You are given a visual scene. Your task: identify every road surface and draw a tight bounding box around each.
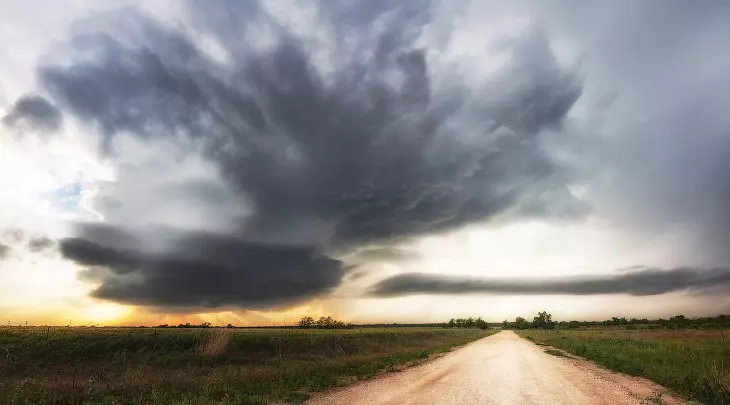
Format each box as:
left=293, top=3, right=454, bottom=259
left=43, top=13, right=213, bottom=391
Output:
left=306, top=330, right=687, bottom=405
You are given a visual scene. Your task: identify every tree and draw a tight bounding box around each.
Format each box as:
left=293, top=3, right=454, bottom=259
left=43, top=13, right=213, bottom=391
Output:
left=532, top=311, right=553, bottom=329
left=514, top=317, right=529, bottom=330
left=298, top=316, right=315, bottom=328
left=315, top=316, right=336, bottom=328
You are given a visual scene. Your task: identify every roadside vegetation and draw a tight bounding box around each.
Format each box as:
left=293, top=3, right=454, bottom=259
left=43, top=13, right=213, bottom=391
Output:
left=509, top=311, right=730, bottom=404
left=0, top=325, right=493, bottom=404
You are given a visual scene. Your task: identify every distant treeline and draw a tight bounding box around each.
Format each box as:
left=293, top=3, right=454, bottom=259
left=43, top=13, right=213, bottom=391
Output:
left=150, top=320, right=473, bottom=329
left=156, top=322, right=224, bottom=328
left=150, top=313, right=730, bottom=330
left=503, top=313, right=730, bottom=330
left=297, top=316, right=354, bottom=329
left=444, top=317, right=490, bottom=330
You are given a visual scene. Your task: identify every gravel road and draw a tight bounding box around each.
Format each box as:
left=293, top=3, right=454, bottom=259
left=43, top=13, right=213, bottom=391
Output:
left=306, top=330, right=688, bottom=405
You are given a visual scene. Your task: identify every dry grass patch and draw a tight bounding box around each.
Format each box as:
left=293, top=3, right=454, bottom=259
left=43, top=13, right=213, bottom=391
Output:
left=200, top=330, right=232, bottom=357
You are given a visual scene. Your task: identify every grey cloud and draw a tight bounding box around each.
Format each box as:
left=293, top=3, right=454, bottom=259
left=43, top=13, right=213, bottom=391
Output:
left=349, top=247, right=420, bottom=263
left=1, top=230, right=54, bottom=256
left=40, top=4, right=581, bottom=246
left=370, top=266, right=730, bottom=297
left=60, top=226, right=347, bottom=309
left=28, top=236, right=54, bottom=252
left=2, top=94, right=62, bottom=132
left=485, top=26, right=582, bottom=136
left=39, top=1, right=583, bottom=308
left=529, top=1, right=730, bottom=264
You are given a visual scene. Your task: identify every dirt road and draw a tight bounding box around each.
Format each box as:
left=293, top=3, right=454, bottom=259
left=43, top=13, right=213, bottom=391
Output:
left=307, top=330, right=687, bottom=405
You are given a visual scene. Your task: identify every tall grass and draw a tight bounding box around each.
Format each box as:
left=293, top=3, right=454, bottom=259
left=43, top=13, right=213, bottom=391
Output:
left=0, top=326, right=492, bottom=404
left=519, top=329, right=730, bottom=404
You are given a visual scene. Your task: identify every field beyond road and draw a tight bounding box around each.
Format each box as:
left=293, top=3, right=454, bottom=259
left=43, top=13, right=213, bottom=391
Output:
left=519, top=329, right=730, bottom=404
left=0, top=326, right=492, bottom=404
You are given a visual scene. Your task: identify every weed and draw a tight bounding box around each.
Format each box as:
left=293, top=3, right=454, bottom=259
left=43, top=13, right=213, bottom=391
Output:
left=199, top=330, right=231, bottom=357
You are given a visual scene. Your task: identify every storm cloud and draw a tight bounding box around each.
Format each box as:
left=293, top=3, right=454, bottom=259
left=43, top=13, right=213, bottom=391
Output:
left=349, top=247, right=421, bottom=263
left=60, top=229, right=346, bottom=309
left=39, top=1, right=584, bottom=308
left=370, top=267, right=730, bottom=297
left=2, top=94, right=62, bottom=132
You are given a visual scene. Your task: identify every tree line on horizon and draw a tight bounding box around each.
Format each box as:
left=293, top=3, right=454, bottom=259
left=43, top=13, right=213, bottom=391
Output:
left=444, top=317, right=490, bottom=329
left=297, top=316, right=355, bottom=329
left=502, top=313, right=730, bottom=330
left=142, top=313, right=730, bottom=330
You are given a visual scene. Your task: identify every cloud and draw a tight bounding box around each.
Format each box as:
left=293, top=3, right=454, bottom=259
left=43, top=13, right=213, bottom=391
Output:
left=39, top=3, right=582, bottom=244
left=2, top=94, right=62, bottom=132
left=1, top=229, right=55, bottom=256
left=530, top=1, right=730, bottom=264
left=348, top=247, right=420, bottom=263
left=60, top=226, right=347, bottom=309
left=27, top=1, right=586, bottom=308
left=370, top=267, right=730, bottom=297
left=2, top=229, right=24, bottom=242
left=27, top=236, right=54, bottom=252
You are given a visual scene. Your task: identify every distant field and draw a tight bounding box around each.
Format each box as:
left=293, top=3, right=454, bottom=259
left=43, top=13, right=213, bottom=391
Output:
left=518, top=329, right=730, bottom=404
left=0, top=326, right=493, bottom=404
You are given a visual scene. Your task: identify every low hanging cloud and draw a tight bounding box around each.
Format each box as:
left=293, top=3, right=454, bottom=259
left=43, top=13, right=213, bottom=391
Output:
left=370, top=267, right=730, bottom=297
left=2, top=94, right=62, bottom=132
left=60, top=230, right=345, bottom=309
left=348, top=247, right=421, bottom=263
left=0, top=243, right=9, bottom=260
left=26, top=1, right=584, bottom=309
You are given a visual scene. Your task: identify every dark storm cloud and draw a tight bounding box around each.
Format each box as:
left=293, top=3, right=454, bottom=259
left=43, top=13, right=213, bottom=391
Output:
left=370, top=266, right=730, bottom=297
left=40, top=4, right=582, bottom=244
left=60, top=228, right=347, bottom=308
left=39, top=1, right=583, bottom=308
left=27, top=236, right=54, bottom=252
left=2, top=94, right=62, bottom=132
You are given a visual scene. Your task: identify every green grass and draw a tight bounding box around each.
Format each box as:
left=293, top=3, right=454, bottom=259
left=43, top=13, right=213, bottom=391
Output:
left=0, top=326, right=493, bottom=404
left=519, top=329, right=730, bottom=404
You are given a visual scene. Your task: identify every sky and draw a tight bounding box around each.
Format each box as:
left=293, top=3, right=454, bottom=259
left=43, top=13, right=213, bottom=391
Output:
left=1, top=0, right=730, bottom=326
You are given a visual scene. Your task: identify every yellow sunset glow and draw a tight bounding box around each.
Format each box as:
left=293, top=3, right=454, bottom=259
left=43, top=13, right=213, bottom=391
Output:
left=83, top=302, right=133, bottom=324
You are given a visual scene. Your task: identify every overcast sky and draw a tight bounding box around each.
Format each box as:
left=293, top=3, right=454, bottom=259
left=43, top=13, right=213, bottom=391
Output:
left=1, top=0, right=729, bottom=326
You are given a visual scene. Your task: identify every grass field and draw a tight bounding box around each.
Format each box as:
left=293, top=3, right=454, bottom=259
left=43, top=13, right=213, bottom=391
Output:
left=518, top=329, right=730, bottom=404
left=0, top=326, right=493, bottom=404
